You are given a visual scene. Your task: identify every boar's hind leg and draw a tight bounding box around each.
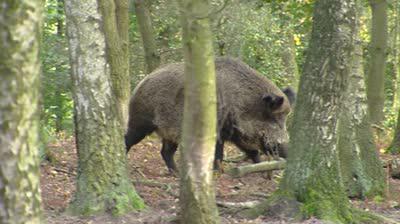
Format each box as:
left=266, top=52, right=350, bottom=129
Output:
left=160, top=139, right=178, bottom=173
left=214, top=139, right=224, bottom=171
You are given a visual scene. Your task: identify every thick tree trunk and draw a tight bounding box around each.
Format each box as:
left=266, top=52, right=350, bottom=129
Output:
left=243, top=0, right=384, bottom=223
left=177, top=0, right=219, bottom=223
left=64, top=0, right=144, bottom=215
left=98, top=0, right=131, bottom=127
left=337, top=8, right=386, bottom=198
left=388, top=108, right=400, bottom=154
left=366, top=0, right=388, bottom=124
left=134, top=0, right=160, bottom=73
left=0, top=1, right=43, bottom=223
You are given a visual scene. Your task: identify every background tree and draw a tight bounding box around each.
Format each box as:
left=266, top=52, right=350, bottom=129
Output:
left=64, top=0, right=144, bottom=215
left=366, top=0, right=388, bottom=125
left=337, top=2, right=386, bottom=198
left=388, top=109, right=400, bottom=154
left=134, top=0, right=160, bottom=73
left=0, top=0, right=43, bottom=223
left=98, top=0, right=131, bottom=126
left=176, top=0, right=219, bottom=223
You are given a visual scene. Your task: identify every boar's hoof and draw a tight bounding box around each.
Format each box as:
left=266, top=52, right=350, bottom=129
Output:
left=213, top=159, right=224, bottom=173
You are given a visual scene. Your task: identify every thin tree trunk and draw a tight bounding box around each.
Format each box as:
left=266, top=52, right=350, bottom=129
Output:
left=134, top=0, right=160, bottom=73
left=393, top=0, right=400, bottom=111
left=337, top=4, right=386, bottom=197
left=98, top=0, right=131, bottom=127
left=177, top=0, right=219, bottom=223
left=366, top=0, right=388, bottom=124
left=388, top=108, right=400, bottom=154
left=64, top=0, right=144, bottom=215
left=281, top=30, right=300, bottom=90
left=0, top=1, right=43, bottom=223
left=55, top=0, right=65, bottom=133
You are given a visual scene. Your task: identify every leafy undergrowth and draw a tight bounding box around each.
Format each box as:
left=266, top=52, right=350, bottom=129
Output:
left=42, top=136, right=400, bottom=224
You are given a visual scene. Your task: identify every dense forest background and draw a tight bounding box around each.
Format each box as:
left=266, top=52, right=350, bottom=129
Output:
left=3, top=0, right=400, bottom=223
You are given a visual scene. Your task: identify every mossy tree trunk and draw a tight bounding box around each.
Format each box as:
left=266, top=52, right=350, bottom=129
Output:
left=388, top=109, right=400, bottom=154
left=134, top=0, right=160, bottom=73
left=98, top=0, right=131, bottom=127
left=0, top=1, right=43, bottom=223
left=337, top=3, right=386, bottom=198
left=176, top=0, right=219, bottom=223
left=246, top=0, right=365, bottom=223
left=64, top=0, right=145, bottom=216
left=366, top=0, right=388, bottom=125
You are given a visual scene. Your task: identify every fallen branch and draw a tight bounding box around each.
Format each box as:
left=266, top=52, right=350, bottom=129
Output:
left=217, top=200, right=260, bottom=209
left=227, top=160, right=286, bottom=178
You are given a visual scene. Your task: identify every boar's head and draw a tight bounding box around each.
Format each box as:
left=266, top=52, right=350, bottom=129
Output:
left=231, top=87, right=295, bottom=159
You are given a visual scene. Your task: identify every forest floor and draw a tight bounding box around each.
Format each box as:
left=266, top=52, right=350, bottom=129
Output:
left=42, top=135, right=400, bottom=224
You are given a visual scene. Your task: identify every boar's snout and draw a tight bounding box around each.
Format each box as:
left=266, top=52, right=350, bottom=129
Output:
left=263, top=141, right=288, bottom=158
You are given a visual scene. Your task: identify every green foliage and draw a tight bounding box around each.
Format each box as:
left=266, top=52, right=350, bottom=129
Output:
left=41, top=0, right=73, bottom=137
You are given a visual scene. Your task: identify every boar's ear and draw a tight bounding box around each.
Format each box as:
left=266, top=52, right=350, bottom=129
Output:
left=262, top=93, right=284, bottom=112
left=282, top=87, right=296, bottom=106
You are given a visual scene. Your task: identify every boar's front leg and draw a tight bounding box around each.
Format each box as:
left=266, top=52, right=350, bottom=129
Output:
left=241, top=148, right=261, bottom=163
left=214, top=139, right=224, bottom=172
left=160, top=139, right=178, bottom=173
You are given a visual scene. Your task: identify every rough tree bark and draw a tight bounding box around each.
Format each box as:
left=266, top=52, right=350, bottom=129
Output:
left=176, top=0, right=220, bottom=223
left=366, top=0, right=388, bottom=125
left=98, top=0, right=131, bottom=126
left=0, top=1, right=43, bottom=223
left=243, top=0, right=384, bottom=223
left=337, top=3, right=386, bottom=198
left=134, top=0, right=160, bottom=73
left=64, top=0, right=144, bottom=215
left=388, top=109, right=400, bottom=154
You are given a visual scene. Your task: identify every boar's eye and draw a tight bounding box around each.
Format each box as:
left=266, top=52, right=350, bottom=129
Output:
left=262, top=93, right=284, bottom=112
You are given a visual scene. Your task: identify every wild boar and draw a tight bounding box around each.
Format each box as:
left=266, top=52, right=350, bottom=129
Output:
left=125, top=57, right=295, bottom=172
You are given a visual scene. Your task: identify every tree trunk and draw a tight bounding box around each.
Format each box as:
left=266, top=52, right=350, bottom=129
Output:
left=393, top=0, right=400, bottom=111
left=64, top=0, right=145, bottom=215
left=55, top=0, right=65, bottom=133
left=243, top=0, right=383, bottom=222
left=337, top=4, right=386, bottom=198
left=281, top=29, right=300, bottom=90
left=0, top=1, right=43, bottom=223
left=134, top=0, right=160, bottom=73
left=274, top=3, right=300, bottom=90
left=98, top=0, right=131, bottom=127
left=177, top=0, right=219, bottom=223
left=388, top=108, right=400, bottom=154
left=366, top=0, right=388, bottom=125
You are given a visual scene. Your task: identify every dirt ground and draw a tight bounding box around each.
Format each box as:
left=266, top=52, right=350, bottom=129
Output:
left=42, top=136, right=400, bottom=224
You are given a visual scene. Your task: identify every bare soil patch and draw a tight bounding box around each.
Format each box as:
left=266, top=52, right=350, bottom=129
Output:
left=42, top=136, right=400, bottom=223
